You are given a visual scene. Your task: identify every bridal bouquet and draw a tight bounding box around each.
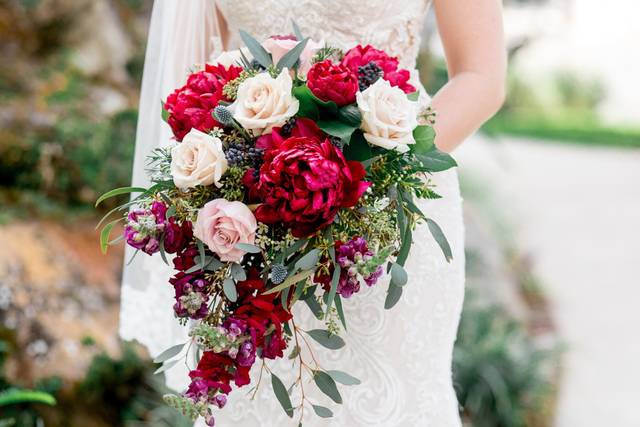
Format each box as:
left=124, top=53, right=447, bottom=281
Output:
left=98, top=24, right=456, bottom=426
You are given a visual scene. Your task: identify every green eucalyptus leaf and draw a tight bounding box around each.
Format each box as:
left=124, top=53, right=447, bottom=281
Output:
left=154, top=359, right=179, bottom=375
left=277, top=37, right=309, bottom=70
left=306, top=329, right=345, bottom=350
left=327, top=370, right=361, bottom=386
left=426, top=218, right=453, bottom=262
left=153, top=343, right=186, bottom=363
left=304, top=297, right=324, bottom=319
left=196, top=239, right=207, bottom=270
left=100, top=219, right=121, bottom=254
left=291, top=20, right=304, bottom=40
left=334, top=295, right=347, bottom=331
left=312, top=404, right=333, bottom=418
left=271, top=373, right=294, bottom=417
left=239, top=30, right=272, bottom=68
left=313, top=371, right=342, bottom=404
left=390, top=262, right=408, bottom=287
left=230, top=263, right=247, bottom=281
left=384, top=283, right=403, bottom=309
left=223, top=277, right=238, bottom=302
left=235, top=242, right=262, bottom=253
left=324, top=263, right=341, bottom=315
left=294, top=248, right=320, bottom=271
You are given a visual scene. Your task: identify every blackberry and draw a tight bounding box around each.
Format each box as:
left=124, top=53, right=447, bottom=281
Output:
left=357, top=61, right=384, bottom=91
left=280, top=117, right=297, bottom=136
left=226, top=143, right=264, bottom=168
left=270, top=264, right=288, bottom=284
left=330, top=136, right=344, bottom=150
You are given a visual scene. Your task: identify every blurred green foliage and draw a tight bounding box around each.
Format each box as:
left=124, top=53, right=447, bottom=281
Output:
left=454, top=295, right=555, bottom=427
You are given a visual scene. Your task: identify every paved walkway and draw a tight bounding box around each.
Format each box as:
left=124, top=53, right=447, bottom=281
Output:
left=457, top=137, right=640, bottom=427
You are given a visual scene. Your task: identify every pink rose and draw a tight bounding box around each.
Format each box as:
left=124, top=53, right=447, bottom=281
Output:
left=193, top=199, right=258, bottom=263
left=262, top=35, right=323, bottom=76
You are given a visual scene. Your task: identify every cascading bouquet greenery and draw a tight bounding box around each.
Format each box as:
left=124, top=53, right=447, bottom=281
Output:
left=97, top=23, right=456, bottom=426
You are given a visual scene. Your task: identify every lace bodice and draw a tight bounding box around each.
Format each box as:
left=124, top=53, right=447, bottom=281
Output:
left=216, top=0, right=432, bottom=69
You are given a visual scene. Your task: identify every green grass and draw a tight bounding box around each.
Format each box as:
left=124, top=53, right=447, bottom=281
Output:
left=483, top=111, right=640, bottom=149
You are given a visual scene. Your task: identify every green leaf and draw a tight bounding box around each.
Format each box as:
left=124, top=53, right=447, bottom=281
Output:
left=292, top=20, right=304, bottom=40
left=304, top=297, right=323, bottom=319
left=0, top=389, right=56, bottom=407
left=317, top=119, right=356, bottom=142
left=100, top=219, right=121, bottom=254
left=334, top=295, right=347, bottom=331
left=263, top=269, right=314, bottom=295
left=153, top=343, right=186, bottom=363
left=271, top=373, right=294, bottom=417
left=294, top=248, right=320, bottom=271
left=426, top=218, right=453, bottom=262
left=324, top=263, right=341, bottom=316
left=306, top=329, right=345, bottom=350
left=407, top=91, right=420, bottom=102
left=154, top=359, right=179, bottom=375
left=342, top=130, right=373, bottom=161
left=390, top=262, right=408, bottom=287
left=283, top=238, right=308, bottom=259
left=411, top=125, right=436, bottom=154
left=196, top=239, right=207, bottom=270
left=158, top=240, right=169, bottom=266
left=337, top=104, right=362, bottom=127
left=95, top=186, right=147, bottom=207
left=293, top=85, right=320, bottom=120
left=312, top=404, right=334, bottom=418
left=277, top=37, right=309, bottom=70
left=223, top=277, right=238, bottom=302
left=396, top=225, right=413, bottom=267
left=239, top=30, right=272, bottom=68
left=161, top=101, right=170, bottom=122
left=230, top=263, right=247, bottom=281
left=384, top=283, right=403, bottom=309
left=327, top=370, right=361, bottom=386
left=235, top=242, right=262, bottom=253
left=414, top=149, right=457, bottom=172
left=313, top=371, right=342, bottom=404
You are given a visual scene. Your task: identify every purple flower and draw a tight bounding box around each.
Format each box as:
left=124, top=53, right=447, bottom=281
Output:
left=123, top=201, right=168, bottom=255
left=236, top=341, right=256, bottom=367
left=170, top=274, right=210, bottom=319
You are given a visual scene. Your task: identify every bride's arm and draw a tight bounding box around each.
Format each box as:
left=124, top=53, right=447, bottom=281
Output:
left=430, top=0, right=507, bottom=152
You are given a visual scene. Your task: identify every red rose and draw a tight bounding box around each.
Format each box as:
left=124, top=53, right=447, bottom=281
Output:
left=164, top=63, right=242, bottom=141
left=341, top=45, right=415, bottom=94
left=306, top=60, right=358, bottom=106
left=255, top=136, right=370, bottom=237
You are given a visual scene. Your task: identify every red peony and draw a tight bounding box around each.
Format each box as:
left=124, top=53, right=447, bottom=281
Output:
left=341, top=44, right=415, bottom=93
left=164, top=63, right=242, bottom=141
left=254, top=136, right=370, bottom=237
left=306, top=60, right=359, bottom=106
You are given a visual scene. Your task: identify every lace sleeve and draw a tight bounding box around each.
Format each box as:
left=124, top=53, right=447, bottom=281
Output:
left=119, top=0, right=227, bottom=391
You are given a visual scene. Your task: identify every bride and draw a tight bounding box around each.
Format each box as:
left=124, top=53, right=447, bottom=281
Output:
left=120, top=0, right=505, bottom=425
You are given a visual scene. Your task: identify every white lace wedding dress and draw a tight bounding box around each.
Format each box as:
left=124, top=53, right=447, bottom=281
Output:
left=120, top=1, right=465, bottom=426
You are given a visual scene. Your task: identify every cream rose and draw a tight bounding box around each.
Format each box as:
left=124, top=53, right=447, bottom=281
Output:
left=193, top=199, right=258, bottom=263
left=170, top=129, right=228, bottom=189
left=231, top=69, right=299, bottom=135
left=356, top=79, right=418, bottom=153
left=262, top=36, right=323, bottom=76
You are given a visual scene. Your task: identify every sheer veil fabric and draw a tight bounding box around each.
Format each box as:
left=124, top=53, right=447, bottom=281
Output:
left=121, top=1, right=465, bottom=425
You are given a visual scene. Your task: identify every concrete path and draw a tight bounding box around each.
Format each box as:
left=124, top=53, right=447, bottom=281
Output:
left=457, top=137, right=640, bottom=427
